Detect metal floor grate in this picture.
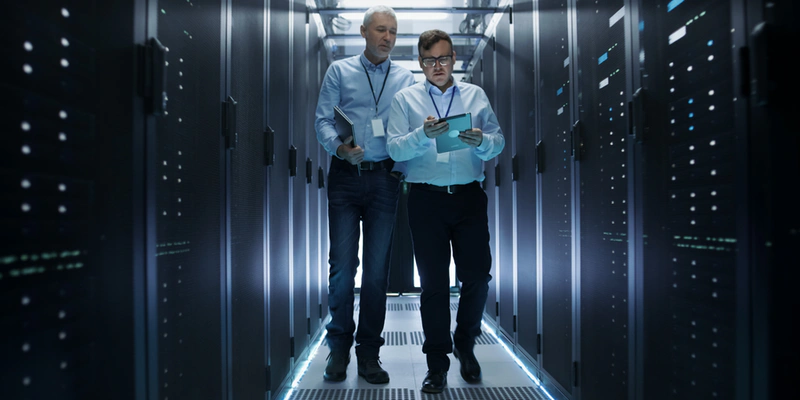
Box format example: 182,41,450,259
357,301,460,312
409,332,498,346
289,388,417,399
382,331,408,346
288,387,545,399
422,387,547,399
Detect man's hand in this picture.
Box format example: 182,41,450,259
337,136,364,165
423,115,449,138
459,128,483,147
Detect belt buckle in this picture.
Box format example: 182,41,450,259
446,185,453,194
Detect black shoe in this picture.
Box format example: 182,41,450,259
323,351,350,382
357,358,390,384
453,348,482,383
421,370,447,393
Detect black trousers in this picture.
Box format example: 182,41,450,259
407,182,492,371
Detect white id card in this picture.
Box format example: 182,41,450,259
436,152,450,163
371,118,385,137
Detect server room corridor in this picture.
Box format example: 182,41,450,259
283,295,553,400
4,0,797,400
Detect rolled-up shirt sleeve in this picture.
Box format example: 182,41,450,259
315,65,344,158
473,90,505,161
386,91,431,162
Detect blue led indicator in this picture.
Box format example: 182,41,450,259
689,98,694,104
639,21,644,31
707,40,714,46
689,126,695,131
609,107,613,112
667,0,684,12
598,52,608,65
689,113,694,118
557,87,563,96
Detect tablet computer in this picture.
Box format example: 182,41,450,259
434,112,472,153
334,105,355,146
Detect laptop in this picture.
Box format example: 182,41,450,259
334,105,355,146
434,112,472,153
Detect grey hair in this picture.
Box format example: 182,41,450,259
363,5,397,27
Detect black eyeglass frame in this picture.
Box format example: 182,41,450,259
420,55,453,68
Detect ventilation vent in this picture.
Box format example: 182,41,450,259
382,331,408,346
388,303,405,311
422,387,546,399
405,303,421,311
410,331,425,346
289,388,416,399
288,387,545,399
410,331,497,346
450,302,459,311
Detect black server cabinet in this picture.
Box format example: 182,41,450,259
481,39,498,319
151,1,225,398
744,1,799,398
637,1,739,399
229,0,268,397
573,1,632,398
290,0,309,364
512,0,540,364
266,0,292,394
307,18,322,336
2,1,141,398
318,54,331,323
495,8,516,342
537,0,575,395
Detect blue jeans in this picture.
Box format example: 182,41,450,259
325,157,400,359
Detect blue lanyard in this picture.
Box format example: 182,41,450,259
361,61,391,113
429,89,455,119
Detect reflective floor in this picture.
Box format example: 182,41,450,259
283,295,558,400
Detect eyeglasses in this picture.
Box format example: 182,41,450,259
420,55,453,68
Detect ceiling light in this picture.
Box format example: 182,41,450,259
340,12,449,21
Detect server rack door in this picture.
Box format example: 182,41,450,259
573,1,631,398
512,0,540,364
481,39,499,320
637,1,739,399
290,0,309,361
473,57,484,89
318,55,331,320
266,0,292,393
306,19,322,333
151,1,225,398
495,8,516,342
1,1,139,398
537,0,575,395
229,0,267,397
744,1,800,398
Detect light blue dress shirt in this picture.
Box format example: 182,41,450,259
315,53,416,163
386,79,505,186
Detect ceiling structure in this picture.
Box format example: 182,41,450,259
310,0,508,83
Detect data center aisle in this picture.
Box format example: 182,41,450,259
284,295,556,400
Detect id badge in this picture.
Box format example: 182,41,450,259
371,118,385,137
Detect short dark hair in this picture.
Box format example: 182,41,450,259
417,29,453,54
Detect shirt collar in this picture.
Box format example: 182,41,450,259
425,78,458,95
359,53,391,73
